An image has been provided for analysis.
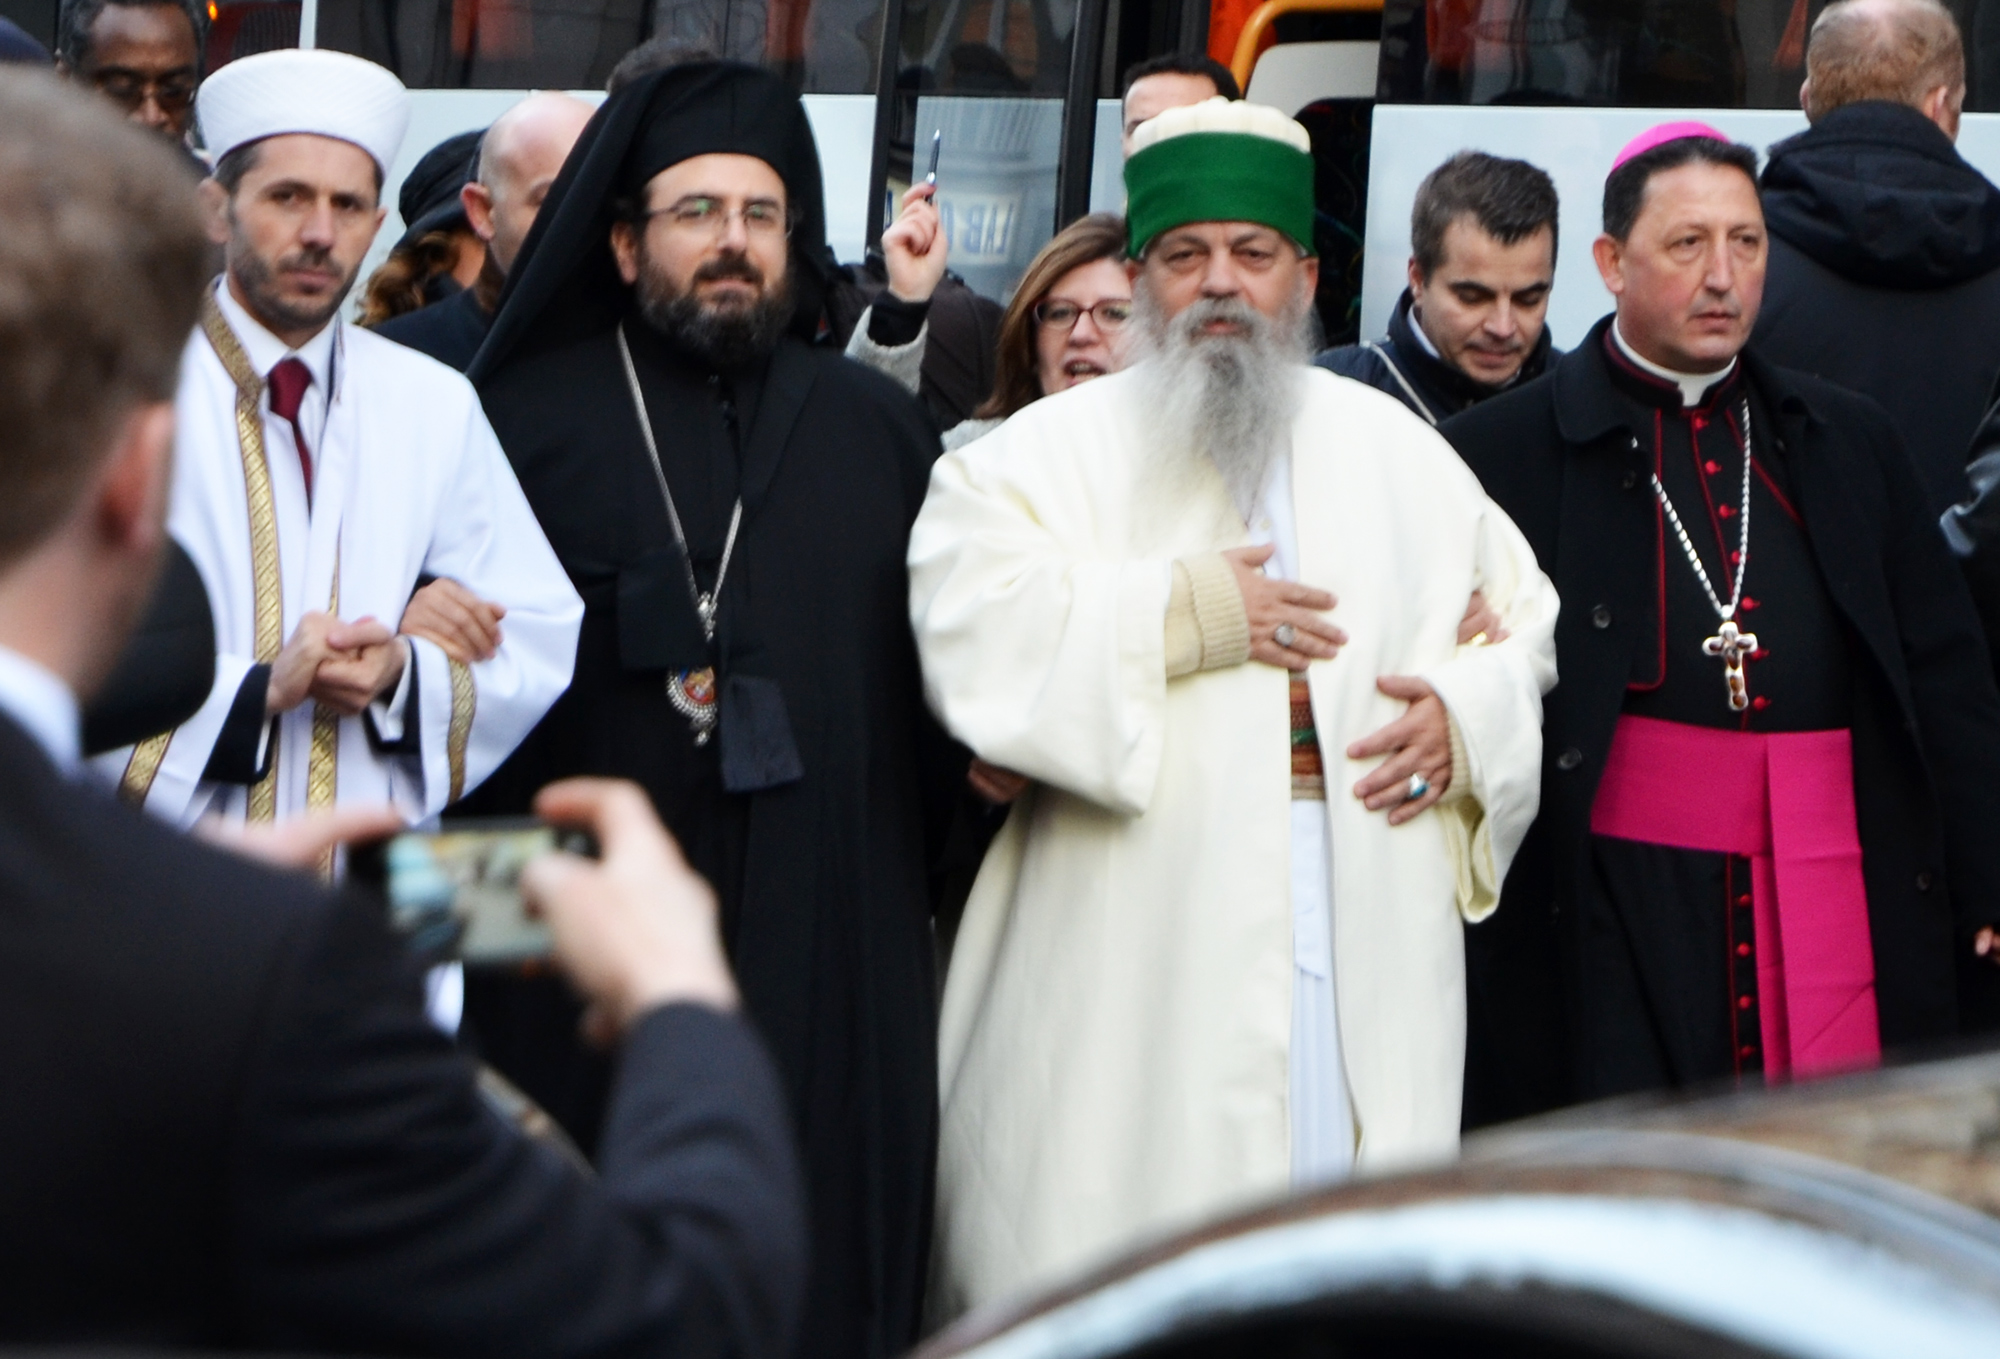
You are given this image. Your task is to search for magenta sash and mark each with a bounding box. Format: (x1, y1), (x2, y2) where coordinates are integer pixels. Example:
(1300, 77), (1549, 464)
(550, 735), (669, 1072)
(1588, 714), (1880, 1080)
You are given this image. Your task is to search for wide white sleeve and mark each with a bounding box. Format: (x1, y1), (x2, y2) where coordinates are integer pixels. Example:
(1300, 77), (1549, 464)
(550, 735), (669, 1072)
(1418, 493), (1560, 922)
(908, 439), (1172, 816)
(407, 407), (583, 816)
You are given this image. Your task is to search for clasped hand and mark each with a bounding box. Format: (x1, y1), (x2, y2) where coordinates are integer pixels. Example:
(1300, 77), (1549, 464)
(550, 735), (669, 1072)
(266, 612), (407, 716)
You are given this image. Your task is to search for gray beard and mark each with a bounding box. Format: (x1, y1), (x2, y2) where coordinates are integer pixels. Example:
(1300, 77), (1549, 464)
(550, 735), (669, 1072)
(1129, 278), (1313, 518)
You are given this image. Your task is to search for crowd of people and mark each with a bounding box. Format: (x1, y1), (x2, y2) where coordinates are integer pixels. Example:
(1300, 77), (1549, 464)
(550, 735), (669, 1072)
(7, 0), (2000, 1355)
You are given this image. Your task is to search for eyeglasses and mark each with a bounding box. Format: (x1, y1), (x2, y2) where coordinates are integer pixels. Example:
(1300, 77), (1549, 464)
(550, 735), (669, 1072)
(92, 71), (198, 116)
(642, 196), (792, 241)
(1032, 298), (1132, 332)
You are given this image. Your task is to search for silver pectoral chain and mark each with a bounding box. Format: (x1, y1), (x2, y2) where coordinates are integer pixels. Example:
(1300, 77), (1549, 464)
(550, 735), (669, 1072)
(618, 323), (742, 743)
(1648, 399), (1759, 712)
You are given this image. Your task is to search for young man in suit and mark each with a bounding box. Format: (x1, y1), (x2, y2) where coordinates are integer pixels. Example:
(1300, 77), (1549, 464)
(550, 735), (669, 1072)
(0, 69), (805, 1358)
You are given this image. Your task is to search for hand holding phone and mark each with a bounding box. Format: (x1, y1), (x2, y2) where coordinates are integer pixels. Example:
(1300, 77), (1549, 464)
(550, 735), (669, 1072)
(523, 779), (738, 1041)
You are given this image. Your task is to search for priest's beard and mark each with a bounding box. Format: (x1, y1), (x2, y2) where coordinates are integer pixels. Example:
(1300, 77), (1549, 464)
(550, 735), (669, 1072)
(227, 224), (358, 339)
(1130, 274), (1313, 519)
(635, 240), (794, 369)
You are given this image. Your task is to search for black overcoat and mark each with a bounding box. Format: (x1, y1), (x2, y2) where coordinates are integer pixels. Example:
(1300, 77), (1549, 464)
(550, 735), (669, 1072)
(470, 325), (956, 1359)
(1441, 319), (2000, 1124)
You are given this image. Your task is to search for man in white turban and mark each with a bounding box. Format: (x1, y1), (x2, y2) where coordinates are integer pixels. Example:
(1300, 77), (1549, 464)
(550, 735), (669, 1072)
(100, 48), (582, 864)
(909, 98), (1561, 1318)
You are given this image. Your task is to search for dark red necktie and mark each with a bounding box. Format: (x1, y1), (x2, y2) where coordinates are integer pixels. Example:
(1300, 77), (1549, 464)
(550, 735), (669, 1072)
(266, 357), (314, 502)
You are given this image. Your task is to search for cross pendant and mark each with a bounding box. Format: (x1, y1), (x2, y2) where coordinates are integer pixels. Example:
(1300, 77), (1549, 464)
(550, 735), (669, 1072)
(1702, 618), (1759, 712)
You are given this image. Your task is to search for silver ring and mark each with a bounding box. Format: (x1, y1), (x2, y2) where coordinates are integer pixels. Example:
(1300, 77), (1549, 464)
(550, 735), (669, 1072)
(1405, 773), (1431, 802)
(1273, 623), (1297, 649)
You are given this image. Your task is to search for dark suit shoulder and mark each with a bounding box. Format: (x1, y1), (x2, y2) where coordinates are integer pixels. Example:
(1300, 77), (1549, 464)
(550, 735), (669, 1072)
(1314, 341), (1389, 386)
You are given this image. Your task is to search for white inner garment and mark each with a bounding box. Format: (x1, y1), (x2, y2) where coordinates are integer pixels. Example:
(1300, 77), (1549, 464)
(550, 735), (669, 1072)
(1611, 319), (1736, 408)
(1244, 452), (1357, 1186)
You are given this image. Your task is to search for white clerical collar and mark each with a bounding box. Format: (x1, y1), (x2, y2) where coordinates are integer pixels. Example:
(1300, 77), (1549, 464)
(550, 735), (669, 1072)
(214, 276), (337, 392)
(1612, 320), (1735, 407)
(0, 644), (79, 774)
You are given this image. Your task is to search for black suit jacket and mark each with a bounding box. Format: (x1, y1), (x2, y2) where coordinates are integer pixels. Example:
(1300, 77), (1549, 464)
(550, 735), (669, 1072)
(0, 714), (805, 1358)
(1441, 320), (2000, 1123)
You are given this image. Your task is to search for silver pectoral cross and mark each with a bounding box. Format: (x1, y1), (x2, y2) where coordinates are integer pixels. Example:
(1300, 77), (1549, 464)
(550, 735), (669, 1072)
(1702, 618), (1759, 712)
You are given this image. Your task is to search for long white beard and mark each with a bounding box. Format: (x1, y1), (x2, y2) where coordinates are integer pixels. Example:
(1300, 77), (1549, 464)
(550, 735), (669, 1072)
(1130, 276), (1314, 519)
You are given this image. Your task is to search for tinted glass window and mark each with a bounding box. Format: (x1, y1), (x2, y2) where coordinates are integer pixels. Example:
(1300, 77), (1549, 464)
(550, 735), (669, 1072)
(317, 0), (884, 92)
(1378, 0), (2000, 112)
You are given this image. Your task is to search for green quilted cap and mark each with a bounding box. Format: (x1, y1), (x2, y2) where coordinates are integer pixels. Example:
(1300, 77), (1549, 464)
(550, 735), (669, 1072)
(1124, 98), (1316, 257)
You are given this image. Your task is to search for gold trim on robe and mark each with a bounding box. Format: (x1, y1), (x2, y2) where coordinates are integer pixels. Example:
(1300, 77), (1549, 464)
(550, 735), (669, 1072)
(447, 658), (476, 805)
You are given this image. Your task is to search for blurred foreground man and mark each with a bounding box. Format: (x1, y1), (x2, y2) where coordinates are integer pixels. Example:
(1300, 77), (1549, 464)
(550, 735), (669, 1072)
(1445, 126), (2000, 1129)
(468, 62), (952, 1359)
(100, 49), (582, 836)
(1756, 0), (2000, 513)
(911, 98), (1558, 1318)
(0, 70), (803, 1356)
(1318, 151), (1559, 425)
(377, 92), (596, 371)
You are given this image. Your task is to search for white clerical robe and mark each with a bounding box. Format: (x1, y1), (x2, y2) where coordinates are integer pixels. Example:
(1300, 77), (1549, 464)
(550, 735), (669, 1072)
(907, 364), (1559, 1319)
(99, 282), (583, 828)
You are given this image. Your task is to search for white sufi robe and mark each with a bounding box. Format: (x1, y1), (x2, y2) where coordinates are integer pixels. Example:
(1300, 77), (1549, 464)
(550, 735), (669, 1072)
(100, 282), (582, 829)
(907, 364), (1559, 1317)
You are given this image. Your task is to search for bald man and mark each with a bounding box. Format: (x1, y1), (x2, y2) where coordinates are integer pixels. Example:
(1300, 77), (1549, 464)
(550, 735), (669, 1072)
(1755, 0), (2000, 514)
(376, 92), (597, 371)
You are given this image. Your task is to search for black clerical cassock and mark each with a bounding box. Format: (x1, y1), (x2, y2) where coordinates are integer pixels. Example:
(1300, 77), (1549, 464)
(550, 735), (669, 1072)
(1444, 317), (2000, 1127)
(463, 63), (962, 1359)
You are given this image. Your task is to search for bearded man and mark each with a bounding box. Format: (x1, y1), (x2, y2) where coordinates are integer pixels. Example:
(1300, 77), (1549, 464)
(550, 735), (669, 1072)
(466, 61), (955, 1359)
(908, 98), (1559, 1318)
(99, 48), (581, 842)
(1443, 125), (2000, 1130)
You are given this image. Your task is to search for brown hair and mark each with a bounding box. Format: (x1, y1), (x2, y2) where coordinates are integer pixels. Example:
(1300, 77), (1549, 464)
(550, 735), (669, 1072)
(358, 229), (469, 327)
(1806, 0), (1964, 120)
(975, 213), (1129, 421)
(0, 71), (208, 563)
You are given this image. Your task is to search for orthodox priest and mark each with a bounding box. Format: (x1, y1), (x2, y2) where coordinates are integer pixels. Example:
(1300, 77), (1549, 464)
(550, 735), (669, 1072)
(99, 48), (582, 835)
(909, 99), (1559, 1318)
(465, 62), (953, 1359)
(1443, 125), (2000, 1129)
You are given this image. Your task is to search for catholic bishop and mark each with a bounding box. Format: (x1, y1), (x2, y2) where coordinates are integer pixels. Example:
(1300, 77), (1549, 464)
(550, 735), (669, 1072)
(101, 50), (581, 829)
(909, 99), (1560, 1318)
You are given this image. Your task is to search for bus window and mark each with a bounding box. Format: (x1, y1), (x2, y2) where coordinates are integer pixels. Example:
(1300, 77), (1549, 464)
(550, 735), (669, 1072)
(1377, 0), (2000, 112)
(315, 0), (887, 92)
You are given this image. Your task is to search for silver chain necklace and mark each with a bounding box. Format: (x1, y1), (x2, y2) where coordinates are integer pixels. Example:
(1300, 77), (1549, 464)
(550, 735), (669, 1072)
(1648, 399), (1759, 712)
(617, 323), (744, 743)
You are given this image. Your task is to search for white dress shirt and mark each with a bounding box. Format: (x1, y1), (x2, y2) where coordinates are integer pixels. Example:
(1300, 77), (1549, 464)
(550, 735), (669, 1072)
(0, 644), (79, 774)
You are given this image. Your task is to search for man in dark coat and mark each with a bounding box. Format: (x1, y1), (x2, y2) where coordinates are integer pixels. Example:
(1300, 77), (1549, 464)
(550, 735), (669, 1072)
(1444, 124), (2000, 1129)
(464, 62), (957, 1359)
(0, 68), (804, 1357)
(1318, 151), (1559, 426)
(377, 94), (594, 372)
(1755, 0), (2000, 514)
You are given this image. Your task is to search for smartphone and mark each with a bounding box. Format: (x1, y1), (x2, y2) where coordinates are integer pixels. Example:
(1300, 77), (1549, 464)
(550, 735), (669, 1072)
(352, 819), (596, 966)
(925, 129), (942, 190)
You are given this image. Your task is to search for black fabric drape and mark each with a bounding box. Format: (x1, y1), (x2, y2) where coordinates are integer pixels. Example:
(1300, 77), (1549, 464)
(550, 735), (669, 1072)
(467, 320), (957, 1359)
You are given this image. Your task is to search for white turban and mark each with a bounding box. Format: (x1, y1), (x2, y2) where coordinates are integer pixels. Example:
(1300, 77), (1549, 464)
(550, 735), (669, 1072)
(196, 48), (410, 175)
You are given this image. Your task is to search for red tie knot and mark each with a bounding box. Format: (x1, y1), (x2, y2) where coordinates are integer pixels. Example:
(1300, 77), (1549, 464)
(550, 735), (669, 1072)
(267, 356), (312, 423)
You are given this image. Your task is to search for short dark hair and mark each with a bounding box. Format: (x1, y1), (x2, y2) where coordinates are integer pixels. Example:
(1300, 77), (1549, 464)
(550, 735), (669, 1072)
(56, 0), (205, 71)
(1601, 136), (1760, 241)
(1119, 52), (1241, 101)
(1409, 151), (1559, 278)
(212, 138), (385, 200)
(0, 71), (209, 562)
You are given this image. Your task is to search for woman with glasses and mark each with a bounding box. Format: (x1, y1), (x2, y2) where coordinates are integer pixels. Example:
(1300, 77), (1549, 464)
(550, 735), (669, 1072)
(846, 211), (1134, 451)
(944, 212), (1133, 450)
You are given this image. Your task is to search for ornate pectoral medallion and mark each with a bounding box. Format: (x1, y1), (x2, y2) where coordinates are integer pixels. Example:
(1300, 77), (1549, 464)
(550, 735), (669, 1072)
(668, 667), (720, 744)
